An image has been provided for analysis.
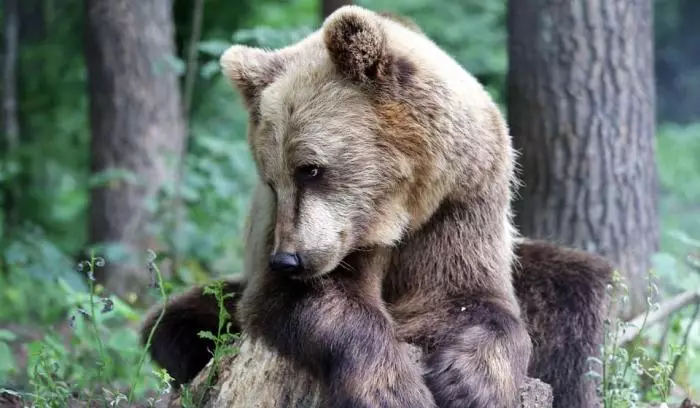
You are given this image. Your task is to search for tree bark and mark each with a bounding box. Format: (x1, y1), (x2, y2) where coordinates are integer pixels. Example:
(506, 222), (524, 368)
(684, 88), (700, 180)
(321, 0), (352, 20)
(2, 0), (20, 230)
(156, 335), (554, 408)
(506, 0), (659, 318)
(17, 0), (44, 43)
(84, 0), (186, 297)
(655, 0), (700, 123)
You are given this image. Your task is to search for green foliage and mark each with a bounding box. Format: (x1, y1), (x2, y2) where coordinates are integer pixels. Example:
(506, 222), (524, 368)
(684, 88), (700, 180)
(0, 245), (243, 406)
(128, 250), (170, 403)
(0, 228), (85, 324)
(147, 0), (324, 283)
(0, 255), (166, 406)
(181, 280), (241, 406)
(198, 280), (241, 357)
(651, 231), (700, 397)
(360, 0), (507, 99)
(589, 270), (699, 407)
(12, 0), (90, 252)
(150, 111), (256, 281)
(657, 123), (700, 249)
(0, 330), (17, 385)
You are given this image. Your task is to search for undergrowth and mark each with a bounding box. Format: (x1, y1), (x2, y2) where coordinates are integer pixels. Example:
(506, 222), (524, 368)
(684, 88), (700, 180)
(1, 251), (698, 407)
(0, 252), (241, 407)
(0, 222), (698, 407)
(586, 267), (700, 407)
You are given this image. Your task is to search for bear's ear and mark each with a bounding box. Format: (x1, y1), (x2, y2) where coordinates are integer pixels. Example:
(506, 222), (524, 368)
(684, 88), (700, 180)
(322, 6), (389, 84)
(219, 45), (283, 110)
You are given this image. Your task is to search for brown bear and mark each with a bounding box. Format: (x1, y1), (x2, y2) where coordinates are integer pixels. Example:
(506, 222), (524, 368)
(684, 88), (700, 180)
(141, 6), (612, 408)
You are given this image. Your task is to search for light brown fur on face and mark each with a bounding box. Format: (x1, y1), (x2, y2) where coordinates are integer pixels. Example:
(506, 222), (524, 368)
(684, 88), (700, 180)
(253, 71), (393, 276)
(222, 7), (517, 283)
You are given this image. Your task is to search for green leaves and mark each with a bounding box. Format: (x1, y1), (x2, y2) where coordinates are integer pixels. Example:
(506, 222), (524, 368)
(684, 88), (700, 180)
(359, 0), (508, 102)
(232, 26), (315, 49)
(0, 331), (17, 385)
(87, 168), (141, 189)
(198, 40), (232, 57)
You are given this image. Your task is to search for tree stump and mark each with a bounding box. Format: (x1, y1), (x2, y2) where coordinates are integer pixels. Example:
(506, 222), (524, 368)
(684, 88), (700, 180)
(157, 334), (554, 408)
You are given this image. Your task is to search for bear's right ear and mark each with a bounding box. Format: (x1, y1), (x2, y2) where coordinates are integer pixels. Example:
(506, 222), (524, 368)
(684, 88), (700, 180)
(322, 6), (389, 84)
(219, 45), (283, 110)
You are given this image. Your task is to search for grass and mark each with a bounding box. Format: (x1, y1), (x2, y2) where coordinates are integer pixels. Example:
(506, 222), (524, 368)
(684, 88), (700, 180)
(0, 249), (240, 407)
(128, 250), (168, 403)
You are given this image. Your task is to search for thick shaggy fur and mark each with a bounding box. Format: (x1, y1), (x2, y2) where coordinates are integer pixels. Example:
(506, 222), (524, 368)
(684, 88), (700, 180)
(513, 240), (611, 407)
(141, 240), (611, 406)
(141, 7), (612, 408)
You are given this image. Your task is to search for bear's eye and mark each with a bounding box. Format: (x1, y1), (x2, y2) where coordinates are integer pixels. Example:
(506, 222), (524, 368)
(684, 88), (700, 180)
(294, 165), (324, 184)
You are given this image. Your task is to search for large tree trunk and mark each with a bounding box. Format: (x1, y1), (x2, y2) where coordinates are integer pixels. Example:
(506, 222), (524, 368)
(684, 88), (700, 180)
(321, 0), (352, 20)
(17, 0), (44, 42)
(506, 0), (659, 318)
(84, 0), (185, 297)
(2, 0), (20, 231)
(156, 335), (554, 408)
(655, 0), (700, 124)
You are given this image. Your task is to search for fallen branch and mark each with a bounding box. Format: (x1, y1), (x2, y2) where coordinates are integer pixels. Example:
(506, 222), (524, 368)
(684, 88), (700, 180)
(617, 289), (700, 346)
(157, 334), (554, 408)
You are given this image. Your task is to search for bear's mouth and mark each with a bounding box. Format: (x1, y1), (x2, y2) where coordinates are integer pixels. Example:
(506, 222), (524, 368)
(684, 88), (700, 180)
(284, 251), (356, 281)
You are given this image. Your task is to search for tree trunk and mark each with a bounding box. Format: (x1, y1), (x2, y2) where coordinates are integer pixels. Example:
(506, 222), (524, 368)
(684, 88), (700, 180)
(506, 0), (659, 318)
(2, 0), (20, 231)
(655, 0), (700, 123)
(17, 0), (45, 43)
(156, 335), (554, 408)
(84, 0), (185, 297)
(321, 0), (352, 20)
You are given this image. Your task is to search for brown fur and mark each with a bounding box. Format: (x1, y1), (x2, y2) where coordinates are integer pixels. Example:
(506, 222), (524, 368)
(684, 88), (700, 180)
(139, 277), (245, 387)
(238, 249), (437, 407)
(513, 239), (611, 407)
(141, 241), (611, 406)
(141, 6), (612, 408)
(234, 7), (526, 407)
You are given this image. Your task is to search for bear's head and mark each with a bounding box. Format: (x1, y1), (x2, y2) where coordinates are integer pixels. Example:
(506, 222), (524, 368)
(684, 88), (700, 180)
(221, 6), (516, 279)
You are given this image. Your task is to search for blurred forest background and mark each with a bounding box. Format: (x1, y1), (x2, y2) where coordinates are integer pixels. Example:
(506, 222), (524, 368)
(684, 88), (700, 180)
(0, 0), (699, 406)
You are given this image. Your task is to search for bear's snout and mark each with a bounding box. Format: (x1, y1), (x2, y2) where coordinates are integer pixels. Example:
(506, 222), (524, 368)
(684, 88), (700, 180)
(269, 251), (305, 275)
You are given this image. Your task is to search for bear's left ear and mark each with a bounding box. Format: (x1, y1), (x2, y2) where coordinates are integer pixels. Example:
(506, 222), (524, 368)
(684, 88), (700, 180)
(322, 6), (389, 84)
(219, 45), (283, 110)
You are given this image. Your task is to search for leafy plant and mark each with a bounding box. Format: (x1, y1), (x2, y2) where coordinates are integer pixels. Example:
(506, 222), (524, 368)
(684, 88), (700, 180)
(588, 264), (699, 407)
(0, 0), (698, 405)
(0, 330), (18, 385)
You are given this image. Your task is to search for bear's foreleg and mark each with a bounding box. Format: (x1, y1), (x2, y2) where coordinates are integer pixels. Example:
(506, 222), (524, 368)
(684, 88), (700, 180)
(419, 297), (532, 408)
(238, 270), (437, 408)
(140, 276), (246, 386)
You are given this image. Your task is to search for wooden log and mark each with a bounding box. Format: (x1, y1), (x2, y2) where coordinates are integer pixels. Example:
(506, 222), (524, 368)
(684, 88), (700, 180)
(157, 334), (554, 408)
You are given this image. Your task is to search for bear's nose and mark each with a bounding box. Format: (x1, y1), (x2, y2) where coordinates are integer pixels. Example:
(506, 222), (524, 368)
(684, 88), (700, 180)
(269, 251), (303, 274)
